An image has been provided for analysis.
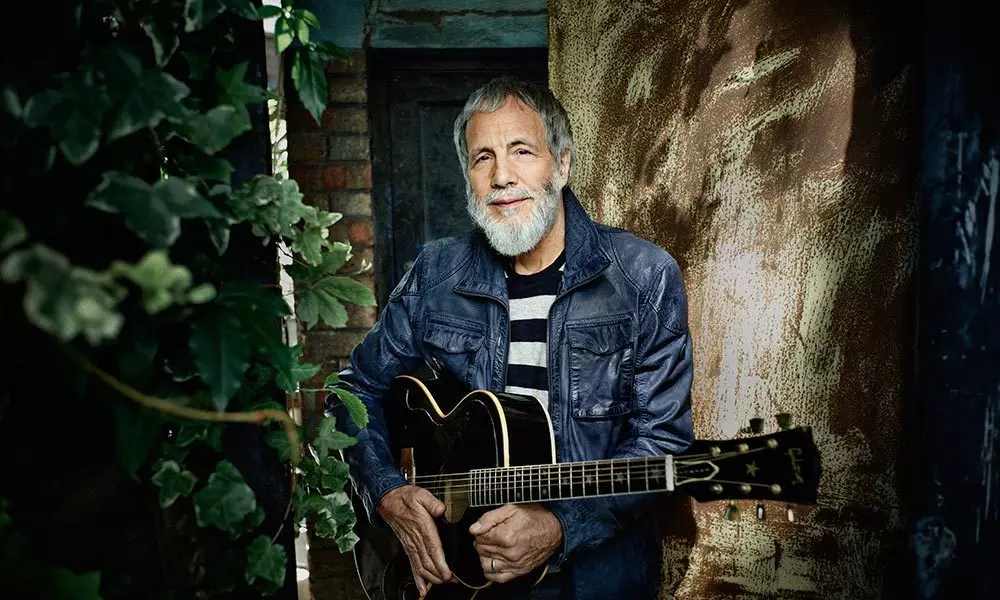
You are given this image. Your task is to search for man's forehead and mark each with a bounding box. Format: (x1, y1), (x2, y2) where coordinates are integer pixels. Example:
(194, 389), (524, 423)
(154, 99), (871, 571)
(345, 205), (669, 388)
(467, 97), (545, 143)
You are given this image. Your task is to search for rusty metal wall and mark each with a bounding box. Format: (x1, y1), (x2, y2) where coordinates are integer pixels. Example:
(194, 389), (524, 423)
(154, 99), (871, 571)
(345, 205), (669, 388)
(549, 1), (921, 598)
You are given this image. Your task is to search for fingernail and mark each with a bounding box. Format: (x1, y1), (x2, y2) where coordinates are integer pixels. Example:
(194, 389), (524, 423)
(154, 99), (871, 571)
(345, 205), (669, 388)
(470, 522), (482, 533)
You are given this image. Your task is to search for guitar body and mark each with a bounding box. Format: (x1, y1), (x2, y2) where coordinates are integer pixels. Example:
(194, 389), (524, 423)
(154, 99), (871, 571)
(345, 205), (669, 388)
(352, 375), (555, 600)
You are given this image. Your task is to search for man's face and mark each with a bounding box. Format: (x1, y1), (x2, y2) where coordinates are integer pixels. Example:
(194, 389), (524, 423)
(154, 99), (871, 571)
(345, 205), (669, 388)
(464, 97), (568, 257)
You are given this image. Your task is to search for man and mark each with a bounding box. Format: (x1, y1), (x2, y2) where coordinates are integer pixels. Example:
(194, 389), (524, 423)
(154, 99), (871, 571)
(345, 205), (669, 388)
(329, 77), (693, 600)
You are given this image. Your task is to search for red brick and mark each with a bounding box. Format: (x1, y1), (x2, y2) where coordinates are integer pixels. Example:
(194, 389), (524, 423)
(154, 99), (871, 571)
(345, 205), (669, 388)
(344, 163), (371, 189)
(287, 133), (326, 164)
(322, 164), (347, 189)
(347, 220), (373, 246)
(327, 76), (367, 104)
(321, 107), (368, 133)
(328, 135), (369, 161)
(289, 166), (322, 192)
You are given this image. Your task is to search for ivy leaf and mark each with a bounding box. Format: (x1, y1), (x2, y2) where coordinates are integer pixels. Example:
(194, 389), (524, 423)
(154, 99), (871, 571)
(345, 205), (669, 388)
(338, 530), (360, 553)
(331, 387), (368, 429)
(46, 569), (103, 600)
(174, 105), (251, 155)
(109, 70), (189, 141)
(175, 421), (223, 451)
(193, 460), (257, 533)
(151, 460), (198, 508)
(230, 504), (266, 539)
(290, 45), (326, 124)
(312, 491), (356, 539)
(1, 245), (126, 344)
(273, 349), (321, 393)
(318, 456), (350, 491)
(174, 152), (234, 184)
(141, 18), (179, 66)
(312, 416), (356, 457)
(205, 220), (231, 255)
(87, 173), (222, 247)
(114, 402), (164, 480)
(1, 87), (22, 118)
(184, 0), (226, 32)
(274, 16), (294, 53)
(190, 309), (250, 411)
(217, 62), (268, 117)
(0, 212), (27, 254)
(111, 250), (216, 314)
(265, 428), (294, 462)
(315, 276), (376, 307)
(245, 535), (287, 589)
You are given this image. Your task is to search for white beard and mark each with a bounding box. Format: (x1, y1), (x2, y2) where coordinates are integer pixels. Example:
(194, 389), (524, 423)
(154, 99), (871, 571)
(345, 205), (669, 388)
(466, 173), (562, 257)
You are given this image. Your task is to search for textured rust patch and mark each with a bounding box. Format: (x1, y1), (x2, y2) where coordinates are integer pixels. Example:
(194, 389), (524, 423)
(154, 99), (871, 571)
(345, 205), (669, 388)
(550, 0), (920, 597)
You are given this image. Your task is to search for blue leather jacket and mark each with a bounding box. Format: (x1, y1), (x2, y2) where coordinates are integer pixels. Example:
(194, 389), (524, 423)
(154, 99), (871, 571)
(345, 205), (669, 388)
(330, 189), (693, 600)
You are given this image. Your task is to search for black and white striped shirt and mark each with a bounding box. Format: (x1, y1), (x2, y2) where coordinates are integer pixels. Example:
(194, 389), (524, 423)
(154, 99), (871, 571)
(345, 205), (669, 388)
(504, 253), (564, 413)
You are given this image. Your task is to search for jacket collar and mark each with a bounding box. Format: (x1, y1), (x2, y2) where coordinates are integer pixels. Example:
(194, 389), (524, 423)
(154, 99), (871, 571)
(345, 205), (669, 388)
(454, 188), (612, 301)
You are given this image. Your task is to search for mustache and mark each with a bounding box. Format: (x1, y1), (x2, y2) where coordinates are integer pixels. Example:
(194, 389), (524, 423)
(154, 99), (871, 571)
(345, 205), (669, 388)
(485, 188), (534, 204)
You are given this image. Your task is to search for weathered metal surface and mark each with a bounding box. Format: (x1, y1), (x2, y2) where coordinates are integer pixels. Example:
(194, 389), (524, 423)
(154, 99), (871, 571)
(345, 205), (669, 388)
(549, 1), (920, 597)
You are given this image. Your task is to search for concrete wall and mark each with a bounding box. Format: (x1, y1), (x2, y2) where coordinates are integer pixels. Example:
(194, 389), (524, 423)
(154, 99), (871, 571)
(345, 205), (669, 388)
(549, 1), (921, 598)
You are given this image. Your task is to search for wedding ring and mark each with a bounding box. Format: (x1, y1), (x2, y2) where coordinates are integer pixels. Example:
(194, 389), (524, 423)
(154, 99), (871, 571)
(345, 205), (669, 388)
(491, 557), (497, 573)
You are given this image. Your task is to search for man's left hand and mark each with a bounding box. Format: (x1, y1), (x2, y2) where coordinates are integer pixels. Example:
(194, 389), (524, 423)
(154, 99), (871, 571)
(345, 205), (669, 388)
(469, 503), (563, 583)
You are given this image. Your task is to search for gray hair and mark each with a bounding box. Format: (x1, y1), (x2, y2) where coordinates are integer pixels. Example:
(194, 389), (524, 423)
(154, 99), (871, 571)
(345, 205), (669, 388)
(453, 76), (574, 180)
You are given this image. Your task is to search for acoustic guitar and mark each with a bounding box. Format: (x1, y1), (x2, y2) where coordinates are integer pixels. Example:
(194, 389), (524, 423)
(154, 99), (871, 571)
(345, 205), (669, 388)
(350, 373), (821, 600)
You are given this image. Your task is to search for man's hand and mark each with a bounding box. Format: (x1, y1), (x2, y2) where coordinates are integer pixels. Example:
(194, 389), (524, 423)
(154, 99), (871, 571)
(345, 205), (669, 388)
(377, 485), (453, 596)
(469, 503), (563, 583)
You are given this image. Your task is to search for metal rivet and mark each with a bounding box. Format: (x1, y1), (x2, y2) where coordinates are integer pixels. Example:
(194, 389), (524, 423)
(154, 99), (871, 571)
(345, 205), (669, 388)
(770, 484), (782, 495)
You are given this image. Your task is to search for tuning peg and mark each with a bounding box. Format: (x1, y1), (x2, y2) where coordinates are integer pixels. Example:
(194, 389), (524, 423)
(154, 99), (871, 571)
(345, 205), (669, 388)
(775, 412), (792, 430)
(749, 418), (764, 434)
(786, 505), (795, 522)
(723, 502), (741, 521)
(756, 503), (766, 521)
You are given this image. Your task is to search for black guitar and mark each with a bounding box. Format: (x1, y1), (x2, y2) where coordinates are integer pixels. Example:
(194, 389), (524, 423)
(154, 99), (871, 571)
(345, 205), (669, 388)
(351, 374), (821, 600)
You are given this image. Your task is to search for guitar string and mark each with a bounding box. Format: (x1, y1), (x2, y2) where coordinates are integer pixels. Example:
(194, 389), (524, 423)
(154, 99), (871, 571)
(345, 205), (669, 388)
(403, 445), (776, 487)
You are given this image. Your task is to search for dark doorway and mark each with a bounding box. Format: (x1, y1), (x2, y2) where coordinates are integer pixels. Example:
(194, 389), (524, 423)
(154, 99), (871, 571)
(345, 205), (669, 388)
(368, 49), (548, 307)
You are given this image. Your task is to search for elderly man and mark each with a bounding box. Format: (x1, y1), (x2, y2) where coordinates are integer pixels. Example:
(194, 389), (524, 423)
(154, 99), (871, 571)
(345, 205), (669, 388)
(329, 77), (693, 600)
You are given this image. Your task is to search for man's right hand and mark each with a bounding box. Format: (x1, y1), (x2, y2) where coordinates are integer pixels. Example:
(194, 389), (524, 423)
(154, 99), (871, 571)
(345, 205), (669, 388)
(376, 485), (453, 596)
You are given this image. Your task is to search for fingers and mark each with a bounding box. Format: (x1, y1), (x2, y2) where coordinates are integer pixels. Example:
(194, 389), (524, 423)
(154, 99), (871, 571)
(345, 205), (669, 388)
(409, 557), (428, 597)
(469, 503), (516, 535)
(414, 486), (446, 517)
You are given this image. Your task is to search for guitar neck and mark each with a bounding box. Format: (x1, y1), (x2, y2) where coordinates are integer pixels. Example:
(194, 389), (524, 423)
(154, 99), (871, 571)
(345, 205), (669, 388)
(466, 457), (675, 507)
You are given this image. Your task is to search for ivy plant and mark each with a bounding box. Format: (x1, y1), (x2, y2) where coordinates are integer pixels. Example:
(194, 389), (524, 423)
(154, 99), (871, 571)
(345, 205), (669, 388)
(0, 0), (369, 597)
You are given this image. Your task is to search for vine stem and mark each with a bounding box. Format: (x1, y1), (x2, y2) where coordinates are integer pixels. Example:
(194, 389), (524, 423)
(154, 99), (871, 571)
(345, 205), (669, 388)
(78, 354), (300, 543)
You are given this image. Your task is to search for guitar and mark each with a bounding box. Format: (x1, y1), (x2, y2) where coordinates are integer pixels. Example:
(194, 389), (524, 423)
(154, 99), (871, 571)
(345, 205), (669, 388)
(350, 373), (821, 600)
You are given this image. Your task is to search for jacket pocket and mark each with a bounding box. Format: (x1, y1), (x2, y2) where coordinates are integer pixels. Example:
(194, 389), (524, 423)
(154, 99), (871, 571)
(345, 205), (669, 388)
(566, 315), (635, 420)
(423, 314), (486, 386)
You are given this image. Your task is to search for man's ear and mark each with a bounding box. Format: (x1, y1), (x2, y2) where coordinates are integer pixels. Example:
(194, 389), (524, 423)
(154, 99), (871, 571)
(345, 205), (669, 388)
(558, 147), (572, 186)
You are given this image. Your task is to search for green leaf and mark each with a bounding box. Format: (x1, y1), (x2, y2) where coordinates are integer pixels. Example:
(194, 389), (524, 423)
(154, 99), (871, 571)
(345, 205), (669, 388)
(141, 18), (179, 66)
(311, 491), (356, 539)
(245, 535), (287, 589)
(312, 416), (356, 457)
(151, 460), (198, 508)
(184, 0), (226, 32)
(1, 87), (22, 118)
(222, 0), (260, 19)
(298, 9), (321, 29)
(338, 530), (360, 553)
(216, 62), (268, 114)
(87, 173), (221, 247)
(174, 105), (251, 155)
(295, 16), (310, 44)
(115, 402), (164, 480)
(290, 45), (327, 124)
(109, 70), (189, 141)
(205, 220), (232, 255)
(332, 387), (368, 429)
(297, 288), (348, 329)
(1, 245), (126, 344)
(273, 345), (320, 393)
(264, 429), (294, 462)
(174, 152), (234, 183)
(286, 241), (351, 283)
(190, 310), (250, 411)
(193, 460), (257, 532)
(315, 276), (376, 307)
(46, 569), (103, 600)
(318, 456), (350, 491)
(322, 372), (340, 388)
(256, 5), (283, 19)
(274, 16), (294, 53)
(314, 41), (352, 63)
(23, 81), (109, 165)
(175, 421), (222, 450)
(110, 250), (215, 314)
(0, 212), (27, 254)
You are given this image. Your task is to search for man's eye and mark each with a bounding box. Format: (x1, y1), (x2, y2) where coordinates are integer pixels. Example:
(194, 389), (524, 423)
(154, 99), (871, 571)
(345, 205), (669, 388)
(516, 149), (532, 156)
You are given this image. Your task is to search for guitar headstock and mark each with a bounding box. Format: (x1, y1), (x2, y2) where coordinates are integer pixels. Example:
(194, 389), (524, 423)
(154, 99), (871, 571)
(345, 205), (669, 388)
(675, 424), (820, 506)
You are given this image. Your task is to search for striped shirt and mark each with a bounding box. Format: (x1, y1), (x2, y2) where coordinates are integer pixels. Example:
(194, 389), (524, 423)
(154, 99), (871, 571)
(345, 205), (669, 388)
(504, 253), (565, 413)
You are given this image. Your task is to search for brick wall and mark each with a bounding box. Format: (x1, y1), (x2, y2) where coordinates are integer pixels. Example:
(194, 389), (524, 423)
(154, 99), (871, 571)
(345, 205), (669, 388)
(285, 50), (376, 600)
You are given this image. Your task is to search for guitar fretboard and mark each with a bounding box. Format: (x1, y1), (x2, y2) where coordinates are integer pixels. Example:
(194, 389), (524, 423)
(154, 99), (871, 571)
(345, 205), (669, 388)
(468, 457), (675, 507)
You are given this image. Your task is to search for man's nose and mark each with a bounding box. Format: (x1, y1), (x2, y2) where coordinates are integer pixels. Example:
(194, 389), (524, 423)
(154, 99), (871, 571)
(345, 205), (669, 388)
(491, 156), (516, 189)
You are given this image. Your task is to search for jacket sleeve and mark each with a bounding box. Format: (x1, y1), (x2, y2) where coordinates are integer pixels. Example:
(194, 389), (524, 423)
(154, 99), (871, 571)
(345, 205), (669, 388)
(546, 257), (694, 561)
(325, 260), (425, 522)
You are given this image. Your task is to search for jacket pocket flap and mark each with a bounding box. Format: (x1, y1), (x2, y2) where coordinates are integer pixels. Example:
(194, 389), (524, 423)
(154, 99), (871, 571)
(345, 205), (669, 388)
(424, 317), (485, 353)
(566, 319), (633, 355)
